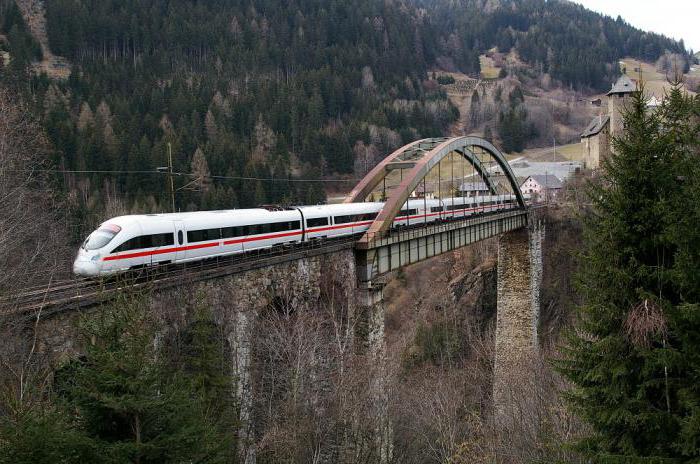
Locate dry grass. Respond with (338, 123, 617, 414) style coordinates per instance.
(619, 57, 697, 98)
(480, 55, 501, 79)
(517, 142, 584, 162)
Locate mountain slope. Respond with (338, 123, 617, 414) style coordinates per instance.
(419, 0, 689, 91)
(0, 0, 690, 233)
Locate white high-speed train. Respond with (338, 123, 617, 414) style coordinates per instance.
(73, 195, 520, 276)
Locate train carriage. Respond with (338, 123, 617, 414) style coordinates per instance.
(73, 195, 522, 277)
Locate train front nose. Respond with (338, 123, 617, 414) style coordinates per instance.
(73, 252, 100, 276)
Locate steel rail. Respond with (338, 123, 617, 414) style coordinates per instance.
(1, 236, 358, 319)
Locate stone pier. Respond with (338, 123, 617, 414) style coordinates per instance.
(493, 221, 543, 428)
(357, 283, 393, 464)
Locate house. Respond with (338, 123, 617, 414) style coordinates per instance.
(646, 95, 662, 111)
(520, 175, 563, 203)
(411, 181, 437, 199)
(458, 181, 490, 197)
(507, 159, 581, 181)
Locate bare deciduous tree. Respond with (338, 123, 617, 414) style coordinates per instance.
(0, 86, 71, 297)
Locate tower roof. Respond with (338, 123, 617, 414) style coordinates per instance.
(607, 74, 636, 95)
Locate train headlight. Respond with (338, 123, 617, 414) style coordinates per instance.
(91, 254, 101, 262)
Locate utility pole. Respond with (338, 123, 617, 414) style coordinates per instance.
(168, 142, 175, 213)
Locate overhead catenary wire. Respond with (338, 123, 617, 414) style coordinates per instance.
(5, 169, 359, 183)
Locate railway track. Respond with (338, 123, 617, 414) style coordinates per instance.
(1, 237, 356, 320)
(1, 208, 537, 320)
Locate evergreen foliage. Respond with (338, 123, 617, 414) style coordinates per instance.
(436, 74, 456, 85)
(497, 88, 536, 153)
(0, 0, 690, 237)
(422, 0, 689, 91)
(0, 409, 98, 464)
(1, 294, 236, 464)
(21, 0, 452, 218)
(559, 86, 700, 460)
(0, 1, 41, 73)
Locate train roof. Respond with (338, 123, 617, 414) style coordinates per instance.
(297, 202, 384, 215)
(102, 208, 301, 227)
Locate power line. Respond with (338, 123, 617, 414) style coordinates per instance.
(6, 169, 359, 183)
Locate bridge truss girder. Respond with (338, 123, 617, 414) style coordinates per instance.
(346, 136, 527, 243)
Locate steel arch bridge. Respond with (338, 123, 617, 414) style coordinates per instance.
(346, 136, 527, 245)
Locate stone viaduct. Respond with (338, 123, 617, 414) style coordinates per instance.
(27, 136, 544, 464)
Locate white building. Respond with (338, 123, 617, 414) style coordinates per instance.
(458, 181, 490, 197)
(520, 174, 563, 203)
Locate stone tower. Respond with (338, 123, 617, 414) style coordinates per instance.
(581, 74, 637, 169)
(607, 74, 636, 139)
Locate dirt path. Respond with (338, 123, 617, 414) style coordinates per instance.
(447, 91, 469, 136)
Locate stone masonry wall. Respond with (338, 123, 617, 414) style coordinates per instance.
(34, 249, 358, 464)
(492, 224, 543, 429)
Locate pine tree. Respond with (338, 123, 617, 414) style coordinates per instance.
(0, 408, 97, 463)
(559, 86, 700, 460)
(60, 294, 231, 464)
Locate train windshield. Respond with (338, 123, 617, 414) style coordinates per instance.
(83, 224, 122, 250)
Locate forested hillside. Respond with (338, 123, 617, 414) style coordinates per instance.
(46, 0, 456, 213)
(0, 0, 690, 239)
(421, 0, 689, 90)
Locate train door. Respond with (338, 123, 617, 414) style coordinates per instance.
(173, 220, 186, 263)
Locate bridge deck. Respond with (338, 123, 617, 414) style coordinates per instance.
(355, 209, 528, 282)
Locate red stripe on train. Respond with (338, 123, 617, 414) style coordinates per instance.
(102, 242, 219, 261)
(223, 230, 302, 245)
(307, 221, 375, 233)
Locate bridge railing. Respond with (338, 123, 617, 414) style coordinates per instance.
(357, 208, 528, 249)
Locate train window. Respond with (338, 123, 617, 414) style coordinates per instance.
(150, 233, 174, 247)
(187, 228, 221, 243)
(270, 221, 299, 233)
(430, 206, 444, 213)
(222, 226, 247, 238)
(83, 224, 122, 250)
(334, 215, 354, 224)
(249, 223, 271, 235)
(177, 230, 183, 245)
(398, 209, 417, 216)
(307, 217, 328, 228)
(111, 233, 174, 253)
(113, 237, 139, 253)
(358, 213, 378, 221)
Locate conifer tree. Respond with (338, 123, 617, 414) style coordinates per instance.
(559, 86, 700, 460)
(60, 294, 231, 464)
